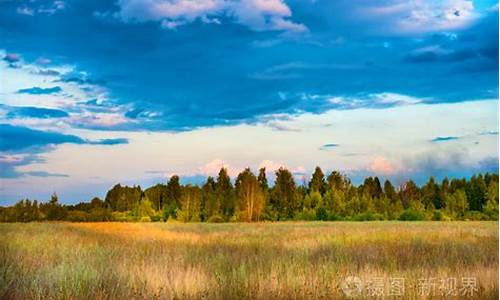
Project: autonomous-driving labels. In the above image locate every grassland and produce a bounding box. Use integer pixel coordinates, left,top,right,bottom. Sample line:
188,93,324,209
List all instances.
0,222,497,299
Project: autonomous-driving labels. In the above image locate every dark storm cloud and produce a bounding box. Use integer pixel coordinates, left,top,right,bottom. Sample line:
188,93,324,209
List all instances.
0,0,497,132
0,124,128,152
17,86,62,95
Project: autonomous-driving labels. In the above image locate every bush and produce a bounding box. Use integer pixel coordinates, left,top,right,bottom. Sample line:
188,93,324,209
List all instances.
162,203,178,220
432,210,443,221
353,212,384,221
139,216,151,222
166,216,180,223
207,215,225,223
398,209,426,221
150,215,162,222
432,210,452,221
111,211,128,222
88,208,112,221
259,211,275,221
315,207,328,221
294,209,316,221
66,210,89,222
327,213,342,221
483,208,499,221
464,211,488,221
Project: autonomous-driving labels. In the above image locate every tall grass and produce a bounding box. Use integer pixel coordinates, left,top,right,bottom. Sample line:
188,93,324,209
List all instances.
0,221,497,299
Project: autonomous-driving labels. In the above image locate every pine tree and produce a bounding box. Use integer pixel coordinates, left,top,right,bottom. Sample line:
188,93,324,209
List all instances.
216,168,235,220
167,175,182,208
309,166,326,194
271,167,297,219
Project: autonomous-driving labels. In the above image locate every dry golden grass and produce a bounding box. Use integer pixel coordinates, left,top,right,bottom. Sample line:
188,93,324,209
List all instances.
0,221,497,299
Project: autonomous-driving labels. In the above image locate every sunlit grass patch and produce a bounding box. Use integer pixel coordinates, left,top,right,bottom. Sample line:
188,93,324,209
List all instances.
0,221,497,299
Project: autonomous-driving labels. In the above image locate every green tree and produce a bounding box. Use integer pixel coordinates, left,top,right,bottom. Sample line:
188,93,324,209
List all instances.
466,175,488,211
215,168,235,220
303,191,322,210
444,189,469,219
145,184,168,211
131,196,156,221
326,171,350,192
166,175,182,208
235,168,265,221
399,180,422,210
257,167,269,191
104,184,142,211
201,176,217,221
421,177,441,210
271,167,297,219
43,193,67,220
177,185,202,222
383,180,397,202
309,166,326,194
361,177,383,200
484,180,499,219
324,189,346,215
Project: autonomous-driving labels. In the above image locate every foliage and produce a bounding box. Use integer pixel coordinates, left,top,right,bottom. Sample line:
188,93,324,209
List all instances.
398,209,426,221
235,168,265,221
1,170,498,222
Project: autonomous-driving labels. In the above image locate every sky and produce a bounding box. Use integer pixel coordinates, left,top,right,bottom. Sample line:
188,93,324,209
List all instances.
0,0,498,205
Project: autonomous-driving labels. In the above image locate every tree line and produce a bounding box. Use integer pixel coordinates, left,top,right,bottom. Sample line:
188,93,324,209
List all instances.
0,167,498,222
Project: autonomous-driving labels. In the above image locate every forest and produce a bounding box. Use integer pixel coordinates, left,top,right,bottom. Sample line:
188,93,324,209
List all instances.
1,167,498,222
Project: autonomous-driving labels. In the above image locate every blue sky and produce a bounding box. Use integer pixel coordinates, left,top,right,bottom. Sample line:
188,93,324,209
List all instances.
0,0,498,204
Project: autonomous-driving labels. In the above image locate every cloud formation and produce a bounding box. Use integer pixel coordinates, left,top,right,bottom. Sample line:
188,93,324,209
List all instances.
17,86,62,95
369,156,396,176
0,0,497,202
357,0,477,35
115,0,307,32
5,106,69,119
0,124,128,152
431,136,460,142
3,53,20,63
319,143,339,150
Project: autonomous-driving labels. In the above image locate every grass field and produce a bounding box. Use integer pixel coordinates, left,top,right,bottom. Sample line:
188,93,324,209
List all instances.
0,222,497,299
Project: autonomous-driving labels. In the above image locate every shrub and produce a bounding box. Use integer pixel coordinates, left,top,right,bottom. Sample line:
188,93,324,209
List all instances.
464,211,488,221
398,209,426,221
139,216,151,222
294,209,316,221
207,215,225,223
162,203,178,220
315,207,328,221
166,216,179,223
88,208,112,221
432,210,443,221
150,215,162,222
111,211,128,222
353,212,384,221
66,210,89,222
484,209,499,221
327,213,342,221
259,211,275,221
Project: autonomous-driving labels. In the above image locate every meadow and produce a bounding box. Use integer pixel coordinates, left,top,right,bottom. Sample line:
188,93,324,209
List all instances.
0,221,498,299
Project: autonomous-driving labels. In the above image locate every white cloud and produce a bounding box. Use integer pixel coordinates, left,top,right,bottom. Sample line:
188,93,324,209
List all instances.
358,0,477,35
114,0,307,33
197,158,238,176
369,156,397,175
258,159,285,172
16,1,65,16
0,50,132,132
16,7,35,16
368,92,424,106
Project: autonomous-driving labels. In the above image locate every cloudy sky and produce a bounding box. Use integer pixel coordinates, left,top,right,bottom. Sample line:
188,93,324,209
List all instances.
0,0,498,204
